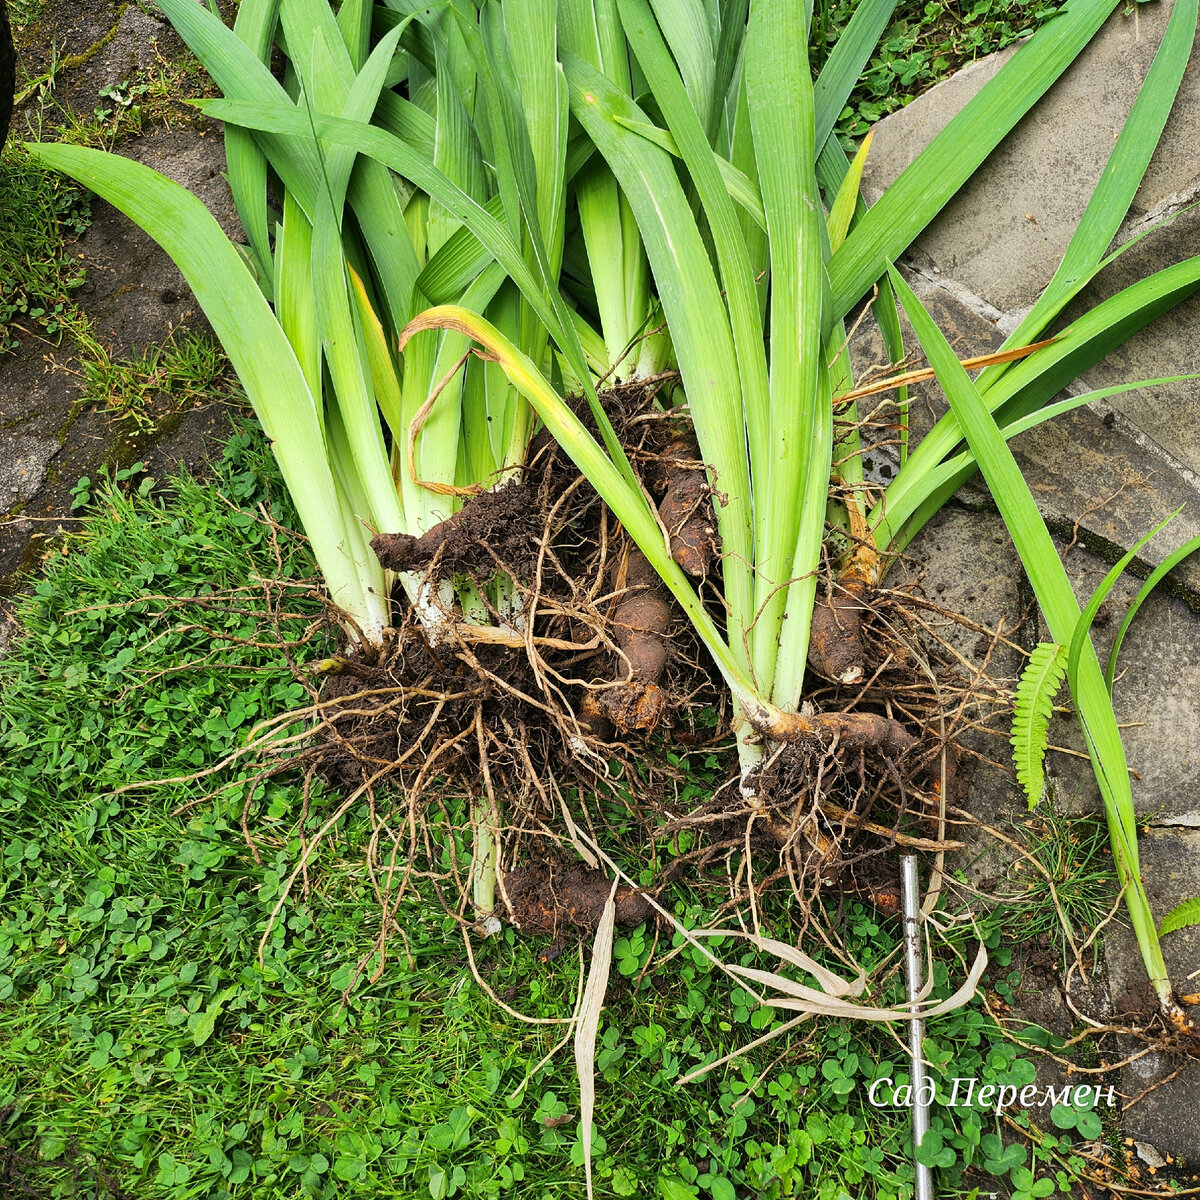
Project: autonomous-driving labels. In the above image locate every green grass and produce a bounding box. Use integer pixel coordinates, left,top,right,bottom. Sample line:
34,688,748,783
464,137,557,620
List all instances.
815,0,1066,138
77,327,240,429
6,0,46,28
1011,804,1115,965
0,429,1129,1200
0,141,91,351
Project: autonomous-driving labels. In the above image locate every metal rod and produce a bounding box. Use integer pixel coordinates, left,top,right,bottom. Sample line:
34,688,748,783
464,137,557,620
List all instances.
902,855,935,1200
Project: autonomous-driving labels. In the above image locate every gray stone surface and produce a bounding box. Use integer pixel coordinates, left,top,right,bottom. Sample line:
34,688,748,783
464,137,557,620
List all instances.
1106,827,1200,1162
0,434,59,509
1043,544,1200,823
887,507,1031,890
1,7,237,596
849,276,1200,600
860,10,1200,1160
858,0,1200,574
861,0,1200,316
73,125,240,353
891,505,1200,824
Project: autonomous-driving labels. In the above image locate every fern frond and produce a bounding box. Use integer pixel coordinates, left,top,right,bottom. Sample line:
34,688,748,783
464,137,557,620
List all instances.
1159,897,1200,937
1012,642,1068,808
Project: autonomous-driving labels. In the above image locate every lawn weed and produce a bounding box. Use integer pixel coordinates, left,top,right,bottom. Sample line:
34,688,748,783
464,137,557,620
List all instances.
75,327,240,430
0,141,90,351
0,428,1112,1200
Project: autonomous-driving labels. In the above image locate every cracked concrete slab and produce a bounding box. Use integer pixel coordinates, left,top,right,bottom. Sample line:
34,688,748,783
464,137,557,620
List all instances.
859,3,1200,1159
1105,827,1200,1161
1,12,239,596
859,0,1200,555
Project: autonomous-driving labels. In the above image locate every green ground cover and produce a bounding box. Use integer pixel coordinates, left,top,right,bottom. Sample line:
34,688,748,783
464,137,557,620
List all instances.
0,0,1139,1196
0,432,1116,1199
813,0,1065,136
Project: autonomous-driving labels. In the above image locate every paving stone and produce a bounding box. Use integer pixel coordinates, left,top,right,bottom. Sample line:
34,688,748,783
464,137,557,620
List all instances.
887,506,1031,890
860,0,1200,317
1105,827,1200,1162
1040,542,1200,822
860,16,1200,1159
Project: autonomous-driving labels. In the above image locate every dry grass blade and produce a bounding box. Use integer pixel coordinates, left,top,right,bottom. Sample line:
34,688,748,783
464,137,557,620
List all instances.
832,339,1058,408
740,942,988,1021
575,880,619,1200
689,929,866,997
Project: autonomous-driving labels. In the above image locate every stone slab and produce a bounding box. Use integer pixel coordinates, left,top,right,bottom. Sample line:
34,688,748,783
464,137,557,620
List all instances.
861,0,1200,317
860,0,1200,507
849,277,1200,603
0,433,59,510
887,506,1031,890
1040,542,1200,822
1105,827,1200,1162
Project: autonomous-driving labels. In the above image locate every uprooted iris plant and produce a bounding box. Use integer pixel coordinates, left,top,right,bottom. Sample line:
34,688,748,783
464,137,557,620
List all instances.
30,0,1200,1066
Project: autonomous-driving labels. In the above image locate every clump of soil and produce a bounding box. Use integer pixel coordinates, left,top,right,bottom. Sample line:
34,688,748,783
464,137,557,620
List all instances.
242,379,996,952
504,859,654,937
371,481,543,581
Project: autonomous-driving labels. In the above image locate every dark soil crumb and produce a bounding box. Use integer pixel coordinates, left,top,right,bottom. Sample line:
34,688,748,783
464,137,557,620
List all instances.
371,481,542,584
504,860,653,937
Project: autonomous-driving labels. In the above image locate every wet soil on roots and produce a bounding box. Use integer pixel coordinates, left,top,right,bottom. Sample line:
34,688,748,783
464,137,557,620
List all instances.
251,380,1002,947
503,859,655,938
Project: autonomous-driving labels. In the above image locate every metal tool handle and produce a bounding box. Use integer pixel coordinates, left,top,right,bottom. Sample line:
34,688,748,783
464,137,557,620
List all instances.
902,855,935,1200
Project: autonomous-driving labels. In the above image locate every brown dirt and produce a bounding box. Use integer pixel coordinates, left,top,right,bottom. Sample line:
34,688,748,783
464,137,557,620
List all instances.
1,0,13,147
371,481,542,583
0,1128,129,1200
504,860,654,937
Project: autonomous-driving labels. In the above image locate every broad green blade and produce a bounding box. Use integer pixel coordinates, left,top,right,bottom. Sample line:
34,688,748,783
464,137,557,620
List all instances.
649,0,716,133
562,48,756,668
617,0,767,494
429,37,486,255
609,113,765,229
744,0,825,705
337,0,373,67
876,253,1200,551
198,97,641,491
977,0,1198,394
812,0,898,149
829,0,1119,320
888,373,1200,560
827,129,873,254
889,266,1170,1004
1067,513,1177,704
375,90,436,158
155,0,322,217
29,143,388,642
275,190,322,403
226,0,281,296
1107,534,1200,691
559,0,658,377
416,194,506,304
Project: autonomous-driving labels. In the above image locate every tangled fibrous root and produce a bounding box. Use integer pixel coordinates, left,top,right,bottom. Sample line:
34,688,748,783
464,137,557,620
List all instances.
213,380,1041,974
